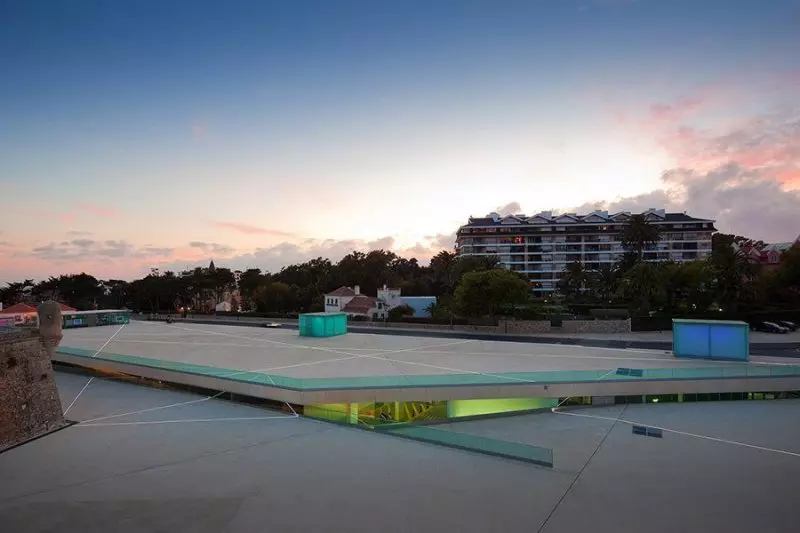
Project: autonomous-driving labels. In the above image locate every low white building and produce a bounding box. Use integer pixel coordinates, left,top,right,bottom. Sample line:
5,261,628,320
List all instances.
376,285,402,307
324,284,435,319
324,285,388,319
324,285,358,313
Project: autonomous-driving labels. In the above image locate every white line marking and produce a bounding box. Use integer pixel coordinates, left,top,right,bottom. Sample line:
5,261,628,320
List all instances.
63,377,93,415
99,339,268,349
92,324,127,356
552,410,800,458
81,391,225,424
348,352,541,384
554,368,618,408
63,324,127,415
220,355,364,377
77,415,298,427
390,348,692,364
143,323,542,385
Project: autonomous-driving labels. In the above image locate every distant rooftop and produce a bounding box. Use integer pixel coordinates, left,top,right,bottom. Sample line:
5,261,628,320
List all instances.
326,286,356,297
461,208,714,227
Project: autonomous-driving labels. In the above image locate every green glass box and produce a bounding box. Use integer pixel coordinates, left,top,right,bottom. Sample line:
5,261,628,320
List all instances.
298,312,347,337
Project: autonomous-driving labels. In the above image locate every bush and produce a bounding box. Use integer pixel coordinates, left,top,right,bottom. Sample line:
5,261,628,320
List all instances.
509,306,546,321
387,304,415,322
590,308,630,320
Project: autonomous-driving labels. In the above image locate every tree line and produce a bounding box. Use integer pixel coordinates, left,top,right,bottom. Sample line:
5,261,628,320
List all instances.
1,216,798,320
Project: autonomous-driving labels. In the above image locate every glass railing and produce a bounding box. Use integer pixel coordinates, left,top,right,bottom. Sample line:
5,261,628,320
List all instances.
56,345,800,392
302,403,554,467
377,424,553,466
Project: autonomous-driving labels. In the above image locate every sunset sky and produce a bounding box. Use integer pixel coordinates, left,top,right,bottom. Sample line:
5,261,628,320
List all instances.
1,0,799,282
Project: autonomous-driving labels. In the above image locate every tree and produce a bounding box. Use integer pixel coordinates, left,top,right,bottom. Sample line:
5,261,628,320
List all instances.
238,268,270,311
254,282,297,313
426,295,455,320
209,267,236,304
620,214,661,261
587,263,618,302
557,261,588,299
387,304,415,322
710,244,760,312
454,269,531,319
0,279,35,306
429,251,458,294
617,262,665,314
35,273,104,310
661,261,713,314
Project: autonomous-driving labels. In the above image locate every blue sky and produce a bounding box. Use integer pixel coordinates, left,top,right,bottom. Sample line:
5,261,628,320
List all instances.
1,0,799,280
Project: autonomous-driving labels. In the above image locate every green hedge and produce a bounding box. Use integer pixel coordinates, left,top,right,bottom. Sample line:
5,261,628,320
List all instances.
632,310,800,331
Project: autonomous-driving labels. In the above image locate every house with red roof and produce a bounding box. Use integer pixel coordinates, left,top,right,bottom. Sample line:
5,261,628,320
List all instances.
0,303,38,325
0,301,78,325
738,235,800,270
323,285,387,319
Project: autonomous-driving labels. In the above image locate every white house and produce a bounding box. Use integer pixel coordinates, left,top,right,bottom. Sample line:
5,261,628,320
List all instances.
376,285,402,307
324,285,359,313
324,284,435,319
324,285,388,319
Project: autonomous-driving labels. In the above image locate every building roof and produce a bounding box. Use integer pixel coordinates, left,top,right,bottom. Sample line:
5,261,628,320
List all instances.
461,209,713,228
326,286,356,297
0,302,37,314
342,295,378,314
761,242,795,253
0,302,78,314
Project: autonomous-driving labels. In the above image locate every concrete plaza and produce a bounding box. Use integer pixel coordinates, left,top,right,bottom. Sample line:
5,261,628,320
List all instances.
58,321,797,381
0,370,798,532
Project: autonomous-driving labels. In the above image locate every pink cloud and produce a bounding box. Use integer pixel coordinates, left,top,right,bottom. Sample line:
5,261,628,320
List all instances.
210,220,295,237
776,167,800,188
35,210,77,223
649,96,704,123
78,204,120,217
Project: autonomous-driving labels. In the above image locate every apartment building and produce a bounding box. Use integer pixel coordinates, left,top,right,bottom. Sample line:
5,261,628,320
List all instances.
456,208,716,293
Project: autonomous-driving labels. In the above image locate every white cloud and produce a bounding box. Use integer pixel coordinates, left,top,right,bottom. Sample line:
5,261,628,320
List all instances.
572,163,800,241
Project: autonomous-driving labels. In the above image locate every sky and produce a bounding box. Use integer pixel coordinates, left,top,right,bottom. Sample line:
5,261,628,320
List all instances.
1,0,799,282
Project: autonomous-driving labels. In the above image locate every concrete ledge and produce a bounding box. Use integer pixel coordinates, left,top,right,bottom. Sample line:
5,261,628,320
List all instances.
53,351,800,405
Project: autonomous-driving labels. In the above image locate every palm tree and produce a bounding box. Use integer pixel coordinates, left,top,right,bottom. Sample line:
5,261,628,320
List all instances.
617,262,664,314
620,214,661,262
429,251,457,293
558,261,588,299
588,263,619,302
712,248,760,312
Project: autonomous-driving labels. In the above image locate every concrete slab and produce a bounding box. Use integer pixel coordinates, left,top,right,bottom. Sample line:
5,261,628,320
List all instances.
3,373,800,532
60,322,787,384
0,372,573,533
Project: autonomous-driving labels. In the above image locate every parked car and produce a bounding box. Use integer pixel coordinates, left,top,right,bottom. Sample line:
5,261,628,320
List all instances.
777,320,798,331
754,321,789,333
263,322,282,328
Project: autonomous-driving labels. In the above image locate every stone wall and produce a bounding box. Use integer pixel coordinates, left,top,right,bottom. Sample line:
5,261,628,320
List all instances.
499,318,632,334
0,304,66,451
146,314,632,336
